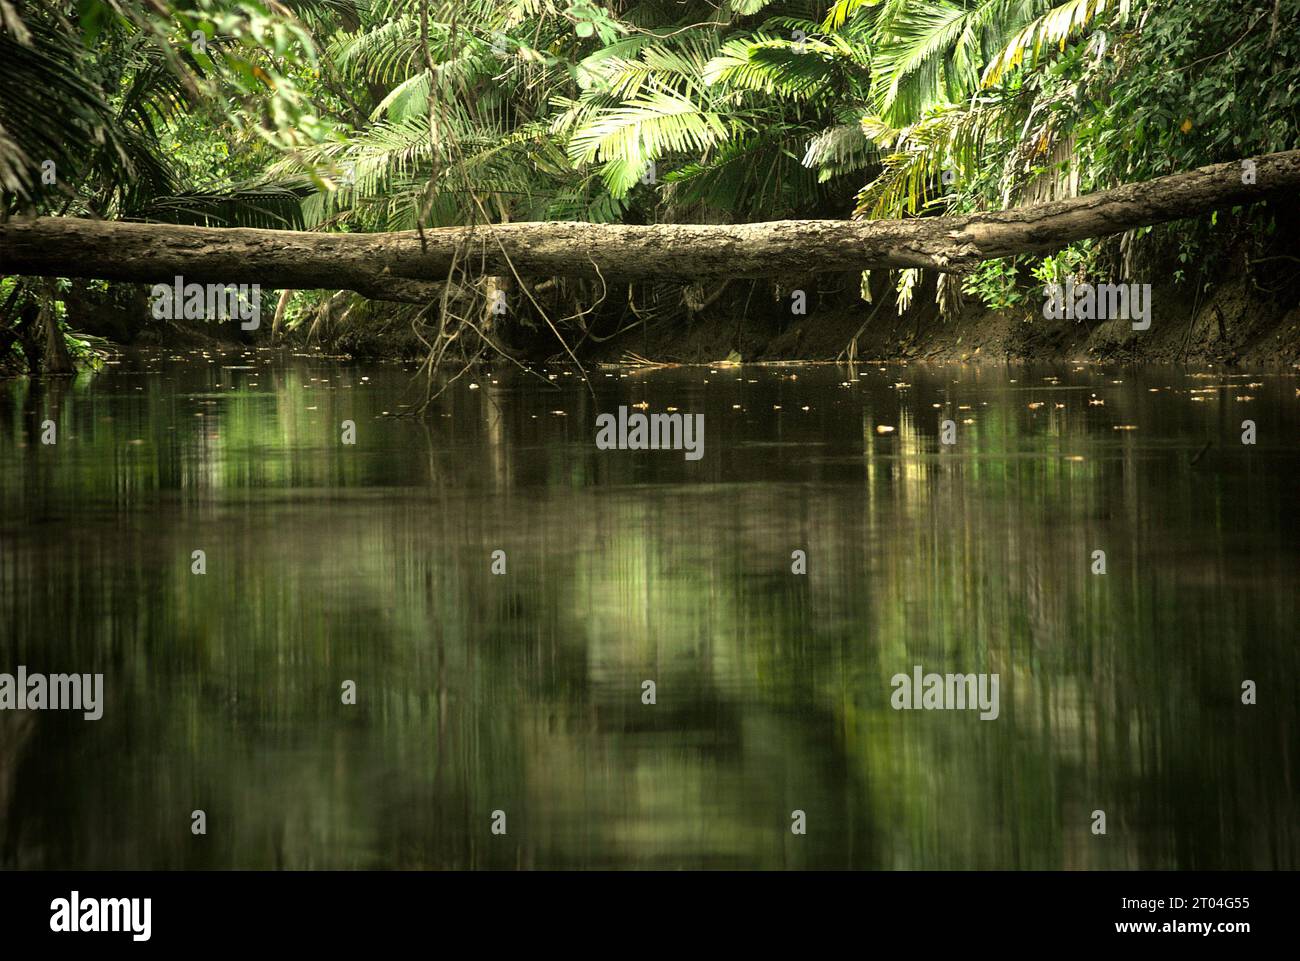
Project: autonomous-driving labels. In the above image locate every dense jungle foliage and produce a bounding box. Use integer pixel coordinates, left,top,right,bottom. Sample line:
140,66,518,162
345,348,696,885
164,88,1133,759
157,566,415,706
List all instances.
2,0,1298,370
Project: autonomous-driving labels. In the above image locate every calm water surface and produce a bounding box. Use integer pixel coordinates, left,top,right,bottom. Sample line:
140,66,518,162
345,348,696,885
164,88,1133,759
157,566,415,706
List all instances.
1,351,1296,869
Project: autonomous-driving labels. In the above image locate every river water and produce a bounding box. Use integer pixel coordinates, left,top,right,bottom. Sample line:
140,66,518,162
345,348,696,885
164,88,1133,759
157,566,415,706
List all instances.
1,350,1296,868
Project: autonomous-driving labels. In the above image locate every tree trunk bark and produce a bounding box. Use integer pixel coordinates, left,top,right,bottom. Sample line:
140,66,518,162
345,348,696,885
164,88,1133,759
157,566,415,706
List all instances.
41,304,76,374
1,150,1296,303
37,279,76,374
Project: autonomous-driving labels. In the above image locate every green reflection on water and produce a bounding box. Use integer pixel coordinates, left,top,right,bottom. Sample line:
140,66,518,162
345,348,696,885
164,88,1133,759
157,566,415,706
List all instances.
1,353,1296,869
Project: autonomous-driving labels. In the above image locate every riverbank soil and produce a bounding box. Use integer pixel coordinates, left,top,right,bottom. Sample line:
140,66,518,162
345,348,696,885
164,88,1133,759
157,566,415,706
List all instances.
584,272,1300,368
9,266,1299,375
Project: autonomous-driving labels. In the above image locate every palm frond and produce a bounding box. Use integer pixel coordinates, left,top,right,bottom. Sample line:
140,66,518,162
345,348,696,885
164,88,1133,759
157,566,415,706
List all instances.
982,0,1127,88
567,89,731,197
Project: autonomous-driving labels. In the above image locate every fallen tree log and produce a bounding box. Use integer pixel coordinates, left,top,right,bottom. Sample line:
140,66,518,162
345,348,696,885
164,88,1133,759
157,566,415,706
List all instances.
2,151,1297,303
